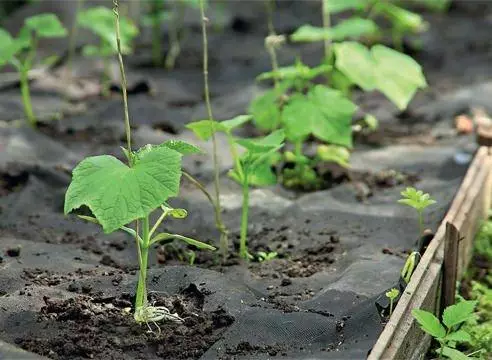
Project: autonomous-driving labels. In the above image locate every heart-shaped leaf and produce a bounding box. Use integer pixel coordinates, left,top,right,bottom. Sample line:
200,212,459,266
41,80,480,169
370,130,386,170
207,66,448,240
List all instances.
334,42,427,110
282,85,356,147
65,146,182,233
291,18,378,42
24,14,67,38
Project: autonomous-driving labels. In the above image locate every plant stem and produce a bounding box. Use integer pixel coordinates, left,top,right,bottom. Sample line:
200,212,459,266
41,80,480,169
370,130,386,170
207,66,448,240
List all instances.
113,0,132,163
322,0,331,61
418,210,423,238
265,0,282,130
102,56,111,97
135,216,150,310
239,179,250,260
67,0,84,83
19,65,36,127
165,1,183,70
199,0,228,257
151,0,162,67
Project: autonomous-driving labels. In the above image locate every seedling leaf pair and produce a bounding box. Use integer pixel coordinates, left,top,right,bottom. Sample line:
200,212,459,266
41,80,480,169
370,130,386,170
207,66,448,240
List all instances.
334,42,427,110
185,115,252,141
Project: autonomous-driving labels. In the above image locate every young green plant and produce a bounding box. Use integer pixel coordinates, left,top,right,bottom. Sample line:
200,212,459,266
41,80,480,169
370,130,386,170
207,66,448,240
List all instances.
77,6,138,96
385,288,399,317
0,14,67,127
398,187,436,238
187,116,285,260
413,300,479,359
64,1,215,326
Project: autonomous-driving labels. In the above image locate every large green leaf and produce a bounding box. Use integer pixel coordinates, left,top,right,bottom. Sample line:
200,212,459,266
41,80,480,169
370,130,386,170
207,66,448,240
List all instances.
412,309,446,338
324,0,368,13
24,14,67,38
442,300,477,329
291,18,378,42
334,42,427,110
236,129,285,153
282,85,356,147
440,347,473,360
77,6,138,54
248,86,286,132
65,146,182,233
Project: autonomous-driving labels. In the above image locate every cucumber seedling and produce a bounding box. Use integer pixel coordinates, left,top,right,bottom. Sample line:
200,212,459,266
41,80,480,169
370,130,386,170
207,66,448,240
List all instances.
0,14,67,127
187,116,285,260
385,288,399,317
77,6,138,96
65,1,215,327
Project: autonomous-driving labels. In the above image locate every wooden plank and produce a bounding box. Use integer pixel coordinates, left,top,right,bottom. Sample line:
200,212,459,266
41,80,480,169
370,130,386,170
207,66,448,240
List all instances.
441,223,459,311
368,147,492,360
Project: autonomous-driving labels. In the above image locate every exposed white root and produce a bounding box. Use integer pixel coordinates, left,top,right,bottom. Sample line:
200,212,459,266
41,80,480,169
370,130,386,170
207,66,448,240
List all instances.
133,305,184,333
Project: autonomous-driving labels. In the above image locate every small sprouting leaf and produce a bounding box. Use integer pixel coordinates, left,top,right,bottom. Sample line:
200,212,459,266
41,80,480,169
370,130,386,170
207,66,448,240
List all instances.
440,347,473,360
81,44,103,57
24,14,67,38
364,114,379,131
186,120,220,141
78,7,138,54
291,18,378,43
442,300,478,329
186,115,251,140
282,85,356,147
257,59,332,82
65,146,182,233
398,187,436,212
374,2,427,33
77,215,100,224
151,232,216,250
323,0,368,13
169,208,188,219
316,145,350,167
160,140,203,155
385,288,400,300
445,330,472,343
334,42,427,110
236,129,285,153
220,115,253,131
412,309,446,338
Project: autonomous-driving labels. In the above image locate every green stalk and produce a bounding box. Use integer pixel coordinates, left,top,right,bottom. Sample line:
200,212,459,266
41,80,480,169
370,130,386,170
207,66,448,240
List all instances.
19,65,36,127
67,0,84,82
151,0,162,67
322,0,331,61
239,178,250,260
135,216,150,310
265,0,281,129
165,1,183,70
199,0,228,257
418,210,423,238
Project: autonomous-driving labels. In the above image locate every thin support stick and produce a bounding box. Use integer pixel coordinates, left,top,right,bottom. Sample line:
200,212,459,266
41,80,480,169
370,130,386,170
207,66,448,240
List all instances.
113,0,132,163
322,0,331,61
199,0,228,257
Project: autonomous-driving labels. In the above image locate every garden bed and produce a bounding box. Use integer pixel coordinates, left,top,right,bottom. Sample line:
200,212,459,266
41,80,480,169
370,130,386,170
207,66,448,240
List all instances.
1,1,492,359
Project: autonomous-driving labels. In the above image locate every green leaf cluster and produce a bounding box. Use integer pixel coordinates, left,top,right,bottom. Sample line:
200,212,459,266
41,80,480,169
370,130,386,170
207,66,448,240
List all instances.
398,187,436,212
78,6,138,57
412,300,479,359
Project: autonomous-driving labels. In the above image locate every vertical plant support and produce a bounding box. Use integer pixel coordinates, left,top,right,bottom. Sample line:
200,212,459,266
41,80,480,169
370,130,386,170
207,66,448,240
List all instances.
199,0,229,258
322,0,331,61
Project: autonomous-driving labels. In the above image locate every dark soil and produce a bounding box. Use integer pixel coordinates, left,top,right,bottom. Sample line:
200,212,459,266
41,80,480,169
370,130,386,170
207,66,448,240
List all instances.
15,286,234,360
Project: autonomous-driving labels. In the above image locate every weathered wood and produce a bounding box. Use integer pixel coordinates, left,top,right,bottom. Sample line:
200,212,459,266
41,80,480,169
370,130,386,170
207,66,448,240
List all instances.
368,147,492,360
441,222,459,311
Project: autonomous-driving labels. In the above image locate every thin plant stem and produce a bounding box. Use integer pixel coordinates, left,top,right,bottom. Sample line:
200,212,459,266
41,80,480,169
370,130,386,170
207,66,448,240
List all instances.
151,0,162,67
418,210,423,238
19,65,36,127
199,0,228,257
165,1,184,70
102,56,111,97
239,179,250,260
135,216,150,310
113,0,132,163
66,0,84,83
322,0,331,61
